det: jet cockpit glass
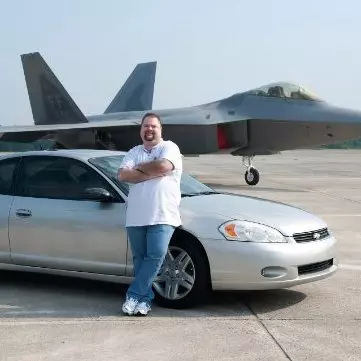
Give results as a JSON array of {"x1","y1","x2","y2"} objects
[{"x1": 246, "y1": 82, "x2": 321, "y2": 101}]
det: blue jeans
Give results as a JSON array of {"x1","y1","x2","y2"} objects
[{"x1": 126, "y1": 224, "x2": 175, "y2": 304}]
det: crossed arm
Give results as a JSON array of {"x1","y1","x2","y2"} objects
[{"x1": 118, "y1": 159, "x2": 175, "y2": 184}]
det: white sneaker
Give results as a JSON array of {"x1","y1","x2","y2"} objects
[
  {"x1": 134, "y1": 301, "x2": 151, "y2": 316},
  {"x1": 122, "y1": 297, "x2": 138, "y2": 315}
]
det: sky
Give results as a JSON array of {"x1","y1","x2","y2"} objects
[{"x1": 1, "y1": 0, "x2": 361, "y2": 125}]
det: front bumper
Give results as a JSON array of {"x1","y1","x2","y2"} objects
[{"x1": 200, "y1": 235, "x2": 338, "y2": 291}]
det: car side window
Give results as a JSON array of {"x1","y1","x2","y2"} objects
[
  {"x1": 16, "y1": 156, "x2": 120, "y2": 201},
  {"x1": 0, "y1": 157, "x2": 20, "y2": 196}
]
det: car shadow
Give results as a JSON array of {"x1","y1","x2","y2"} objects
[
  {"x1": 209, "y1": 289, "x2": 308, "y2": 315},
  {"x1": 0, "y1": 271, "x2": 307, "y2": 319}
]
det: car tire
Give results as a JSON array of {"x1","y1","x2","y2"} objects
[{"x1": 152, "y1": 235, "x2": 210, "y2": 309}]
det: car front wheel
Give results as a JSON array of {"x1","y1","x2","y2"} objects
[{"x1": 153, "y1": 236, "x2": 210, "y2": 309}]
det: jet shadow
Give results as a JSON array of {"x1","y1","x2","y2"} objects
[{"x1": 204, "y1": 182, "x2": 307, "y2": 193}]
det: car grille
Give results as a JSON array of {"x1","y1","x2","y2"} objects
[
  {"x1": 293, "y1": 228, "x2": 330, "y2": 243},
  {"x1": 298, "y1": 259, "x2": 333, "y2": 275}
]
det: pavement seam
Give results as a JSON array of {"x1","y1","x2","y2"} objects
[{"x1": 245, "y1": 302, "x2": 293, "y2": 361}]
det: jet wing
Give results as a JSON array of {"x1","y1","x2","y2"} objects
[
  {"x1": 0, "y1": 118, "x2": 141, "y2": 134},
  {"x1": 0, "y1": 118, "x2": 143, "y2": 149},
  {"x1": 0, "y1": 104, "x2": 236, "y2": 138},
  {"x1": 0, "y1": 108, "x2": 244, "y2": 153}
]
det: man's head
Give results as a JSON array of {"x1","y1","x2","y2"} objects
[{"x1": 140, "y1": 112, "x2": 162, "y2": 148}]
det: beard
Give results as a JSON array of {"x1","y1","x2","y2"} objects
[{"x1": 144, "y1": 132, "x2": 155, "y2": 141}]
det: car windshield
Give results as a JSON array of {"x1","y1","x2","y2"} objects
[
  {"x1": 245, "y1": 82, "x2": 321, "y2": 101},
  {"x1": 89, "y1": 155, "x2": 218, "y2": 197}
]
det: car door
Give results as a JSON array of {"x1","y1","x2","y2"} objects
[
  {"x1": 8, "y1": 155, "x2": 128, "y2": 275},
  {"x1": 0, "y1": 156, "x2": 21, "y2": 264}
]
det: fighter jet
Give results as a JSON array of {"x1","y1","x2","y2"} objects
[{"x1": 1, "y1": 51, "x2": 361, "y2": 186}]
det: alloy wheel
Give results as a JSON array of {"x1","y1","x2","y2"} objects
[{"x1": 153, "y1": 246, "x2": 196, "y2": 300}]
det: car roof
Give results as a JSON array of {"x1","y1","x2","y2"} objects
[{"x1": 0, "y1": 149, "x2": 127, "y2": 162}]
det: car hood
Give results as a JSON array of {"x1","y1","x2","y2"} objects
[{"x1": 180, "y1": 193, "x2": 327, "y2": 236}]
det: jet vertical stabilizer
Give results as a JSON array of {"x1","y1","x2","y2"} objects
[
  {"x1": 104, "y1": 61, "x2": 157, "y2": 113},
  {"x1": 21, "y1": 52, "x2": 88, "y2": 125}
]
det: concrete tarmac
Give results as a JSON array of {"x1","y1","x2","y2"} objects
[{"x1": 1, "y1": 149, "x2": 360, "y2": 361}]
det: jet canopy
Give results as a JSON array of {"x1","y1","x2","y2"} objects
[{"x1": 246, "y1": 82, "x2": 321, "y2": 101}]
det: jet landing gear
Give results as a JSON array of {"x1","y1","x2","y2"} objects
[{"x1": 243, "y1": 156, "x2": 260, "y2": 186}]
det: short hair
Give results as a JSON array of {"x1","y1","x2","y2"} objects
[{"x1": 141, "y1": 112, "x2": 162, "y2": 127}]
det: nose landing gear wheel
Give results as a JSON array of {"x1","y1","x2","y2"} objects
[
  {"x1": 242, "y1": 156, "x2": 260, "y2": 186},
  {"x1": 245, "y1": 167, "x2": 260, "y2": 186}
]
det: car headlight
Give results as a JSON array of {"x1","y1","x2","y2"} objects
[{"x1": 218, "y1": 220, "x2": 286, "y2": 243}]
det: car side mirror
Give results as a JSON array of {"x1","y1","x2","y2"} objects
[{"x1": 84, "y1": 187, "x2": 115, "y2": 202}]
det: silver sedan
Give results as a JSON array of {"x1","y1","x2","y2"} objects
[{"x1": 0, "y1": 149, "x2": 338, "y2": 309}]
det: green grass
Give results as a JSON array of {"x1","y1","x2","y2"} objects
[{"x1": 320, "y1": 139, "x2": 361, "y2": 149}]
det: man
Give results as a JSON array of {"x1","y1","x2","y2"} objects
[{"x1": 118, "y1": 112, "x2": 182, "y2": 316}]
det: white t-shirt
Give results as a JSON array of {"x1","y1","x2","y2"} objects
[{"x1": 120, "y1": 140, "x2": 183, "y2": 227}]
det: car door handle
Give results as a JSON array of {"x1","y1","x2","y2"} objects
[{"x1": 15, "y1": 209, "x2": 32, "y2": 218}]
